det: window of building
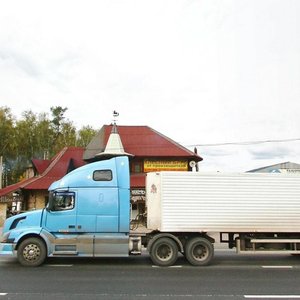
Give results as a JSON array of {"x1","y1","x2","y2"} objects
[{"x1": 131, "y1": 161, "x2": 143, "y2": 173}]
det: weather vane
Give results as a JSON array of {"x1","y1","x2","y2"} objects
[{"x1": 113, "y1": 110, "x2": 119, "y2": 125}]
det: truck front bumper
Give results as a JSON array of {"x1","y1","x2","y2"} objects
[{"x1": 0, "y1": 243, "x2": 15, "y2": 257}]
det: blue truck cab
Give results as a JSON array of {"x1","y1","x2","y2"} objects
[
  {"x1": 0, "y1": 156, "x2": 212, "y2": 268},
  {"x1": 0, "y1": 156, "x2": 134, "y2": 266}
]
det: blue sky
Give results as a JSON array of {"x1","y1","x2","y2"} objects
[{"x1": 0, "y1": 0, "x2": 299, "y2": 171}]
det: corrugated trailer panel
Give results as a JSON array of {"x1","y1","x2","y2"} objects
[{"x1": 146, "y1": 172, "x2": 300, "y2": 233}]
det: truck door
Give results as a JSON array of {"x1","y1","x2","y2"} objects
[
  {"x1": 45, "y1": 191, "x2": 77, "y2": 233},
  {"x1": 44, "y1": 191, "x2": 93, "y2": 256}
]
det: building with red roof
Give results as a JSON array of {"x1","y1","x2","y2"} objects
[
  {"x1": 84, "y1": 124, "x2": 202, "y2": 221},
  {"x1": 84, "y1": 124, "x2": 202, "y2": 186},
  {"x1": 0, "y1": 124, "x2": 202, "y2": 226},
  {"x1": 0, "y1": 147, "x2": 85, "y2": 225}
]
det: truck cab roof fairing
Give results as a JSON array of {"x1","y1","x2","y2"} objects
[{"x1": 49, "y1": 157, "x2": 130, "y2": 191}]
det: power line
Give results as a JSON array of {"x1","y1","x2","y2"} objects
[
  {"x1": 85, "y1": 138, "x2": 300, "y2": 151},
  {"x1": 85, "y1": 137, "x2": 300, "y2": 151},
  {"x1": 188, "y1": 138, "x2": 300, "y2": 147}
]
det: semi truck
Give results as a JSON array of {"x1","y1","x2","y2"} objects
[{"x1": 1, "y1": 156, "x2": 300, "y2": 267}]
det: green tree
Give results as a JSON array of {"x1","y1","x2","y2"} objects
[
  {"x1": 0, "y1": 107, "x2": 16, "y2": 186},
  {"x1": 0, "y1": 106, "x2": 99, "y2": 186},
  {"x1": 35, "y1": 113, "x2": 55, "y2": 159},
  {"x1": 13, "y1": 111, "x2": 39, "y2": 183},
  {"x1": 77, "y1": 126, "x2": 97, "y2": 147},
  {"x1": 54, "y1": 122, "x2": 77, "y2": 153},
  {"x1": 0, "y1": 107, "x2": 15, "y2": 157},
  {"x1": 50, "y1": 106, "x2": 68, "y2": 138},
  {"x1": 50, "y1": 106, "x2": 77, "y2": 153},
  {"x1": 15, "y1": 110, "x2": 37, "y2": 159}
]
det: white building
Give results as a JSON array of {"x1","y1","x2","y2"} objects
[{"x1": 247, "y1": 162, "x2": 300, "y2": 174}]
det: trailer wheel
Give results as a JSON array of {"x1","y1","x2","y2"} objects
[
  {"x1": 149, "y1": 237, "x2": 178, "y2": 266},
  {"x1": 185, "y1": 237, "x2": 214, "y2": 266},
  {"x1": 17, "y1": 237, "x2": 47, "y2": 267}
]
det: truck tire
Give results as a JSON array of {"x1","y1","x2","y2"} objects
[
  {"x1": 17, "y1": 237, "x2": 47, "y2": 267},
  {"x1": 149, "y1": 237, "x2": 178, "y2": 267},
  {"x1": 185, "y1": 237, "x2": 214, "y2": 266}
]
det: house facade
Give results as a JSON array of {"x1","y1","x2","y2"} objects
[{"x1": 0, "y1": 147, "x2": 85, "y2": 226}]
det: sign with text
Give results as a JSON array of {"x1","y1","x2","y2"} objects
[
  {"x1": 131, "y1": 189, "x2": 146, "y2": 202},
  {"x1": 144, "y1": 159, "x2": 188, "y2": 172}
]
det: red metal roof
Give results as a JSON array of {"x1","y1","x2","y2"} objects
[
  {"x1": 0, "y1": 147, "x2": 86, "y2": 196},
  {"x1": 106, "y1": 126, "x2": 201, "y2": 158},
  {"x1": 0, "y1": 177, "x2": 37, "y2": 197},
  {"x1": 25, "y1": 147, "x2": 85, "y2": 190},
  {"x1": 1, "y1": 126, "x2": 202, "y2": 197},
  {"x1": 31, "y1": 159, "x2": 51, "y2": 174},
  {"x1": 130, "y1": 174, "x2": 146, "y2": 188}
]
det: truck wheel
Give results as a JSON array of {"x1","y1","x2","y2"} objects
[
  {"x1": 150, "y1": 237, "x2": 178, "y2": 266},
  {"x1": 185, "y1": 237, "x2": 214, "y2": 266},
  {"x1": 17, "y1": 237, "x2": 47, "y2": 267}
]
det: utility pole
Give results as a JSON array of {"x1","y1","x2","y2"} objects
[{"x1": 0, "y1": 155, "x2": 2, "y2": 189}]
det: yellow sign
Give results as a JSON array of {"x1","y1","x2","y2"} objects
[{"x1": 144, "y1": 160, "x2": 188, "y2": 172}]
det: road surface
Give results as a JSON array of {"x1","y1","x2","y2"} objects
[{"x1": 0, "y1": 250, "x2": 300, "y2": 299}]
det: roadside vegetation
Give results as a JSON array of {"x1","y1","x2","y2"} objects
[{"x1": 0, "y1": 106, "x2": 96, "y2": 186}]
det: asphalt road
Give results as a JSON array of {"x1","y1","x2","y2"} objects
[{"x1": 1, "y1": 250, "x2": 300, "y2": 300}]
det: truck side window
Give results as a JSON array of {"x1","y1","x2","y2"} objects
[
  {"x1": 93, "y1": 170, "x2": 112, "y2": 181},
  {"x1": 53, "y1": 192, "x2": 75, "y2": 211}
]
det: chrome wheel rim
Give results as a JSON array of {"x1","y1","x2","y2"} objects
[{"x1": 23, "y1": 244, "x2": 41, "y2": 262}]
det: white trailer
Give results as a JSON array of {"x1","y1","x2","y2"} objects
[{"x1": 145, "y1": 171, "x2": 300, "y2": 265}]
